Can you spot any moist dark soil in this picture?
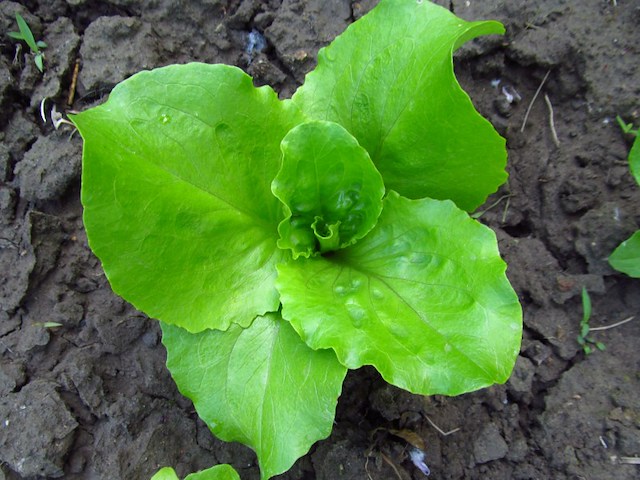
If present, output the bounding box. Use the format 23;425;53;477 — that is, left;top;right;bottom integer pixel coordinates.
1;1;639;479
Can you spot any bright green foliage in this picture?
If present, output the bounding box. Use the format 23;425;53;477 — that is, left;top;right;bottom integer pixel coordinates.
291;0;507;211
72;65;302;333
273;121;384;257
629;133;640;187
278;192;521;395
8;13;47;72
151;465;240;480
609;130;640;278
162;314;347;480
71;1;522;479
609;230;640;278
577;288;606;355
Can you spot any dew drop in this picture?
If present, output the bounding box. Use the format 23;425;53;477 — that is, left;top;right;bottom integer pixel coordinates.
293;201;315;213
371;288;384;300
345;303;367;328
334;285;348;296
409;252;429;264
324;48;336;62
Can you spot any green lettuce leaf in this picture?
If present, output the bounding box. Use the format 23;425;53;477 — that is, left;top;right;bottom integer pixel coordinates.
272;121;384;258
609;230;640;278
629;134;639;184
609;135;639;277
151;465;240;480
161;313;347;480
291;0;507;211
277;192;522;395
71;63;303;332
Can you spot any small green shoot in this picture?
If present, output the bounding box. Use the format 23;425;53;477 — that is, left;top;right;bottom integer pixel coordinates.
616;115;639;137
32;321;63;328
577;288;606;355
7;13;47;72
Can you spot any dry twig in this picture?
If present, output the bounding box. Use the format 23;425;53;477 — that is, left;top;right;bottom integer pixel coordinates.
520;69;551;132
589;316;635;332
544;93;560;147
424;415;460;436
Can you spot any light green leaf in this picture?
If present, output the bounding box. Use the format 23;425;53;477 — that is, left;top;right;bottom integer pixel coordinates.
151;465;240;480
272;121;384;258
629;134;639;185
609;230;640;278
162;313;347;480
34;53;44;72
7;31;25;41
15;13;39;53
71;63;304;332
291;0;507;211
151;467;180;480
278;191;522;396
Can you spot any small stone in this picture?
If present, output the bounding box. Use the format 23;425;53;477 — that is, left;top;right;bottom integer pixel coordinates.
142;329;160;348
507;356;535;398
0;381;77;477
473;423;508;464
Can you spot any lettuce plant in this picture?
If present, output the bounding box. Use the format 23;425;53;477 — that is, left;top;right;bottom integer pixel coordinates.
70;1;522;478
609;129;640;277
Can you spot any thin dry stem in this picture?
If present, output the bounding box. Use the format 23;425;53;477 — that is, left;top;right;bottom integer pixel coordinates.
589;316;635;332
544;93;560;147
424;415;460;436
520;69;551;132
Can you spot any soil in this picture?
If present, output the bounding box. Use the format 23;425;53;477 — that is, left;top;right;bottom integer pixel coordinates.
1;0;639;479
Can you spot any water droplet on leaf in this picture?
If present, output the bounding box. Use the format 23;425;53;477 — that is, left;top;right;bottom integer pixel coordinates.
334;285;347;296
371;288;384;300
345;303;367;328
410;252;429;264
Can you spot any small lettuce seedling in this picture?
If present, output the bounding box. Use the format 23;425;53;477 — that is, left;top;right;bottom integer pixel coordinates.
70;1;522;478
7;13;47;72
577;288;606;354
609;119;640;277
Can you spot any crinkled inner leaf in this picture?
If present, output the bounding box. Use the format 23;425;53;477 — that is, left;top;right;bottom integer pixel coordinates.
71;63;303;332
161;313;347;480
272;121;384;258
292;0;507;211
151;465;240;480
609;230;640;278
278;192;522;396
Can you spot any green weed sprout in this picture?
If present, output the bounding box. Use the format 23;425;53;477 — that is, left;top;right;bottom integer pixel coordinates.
608;117;640;277
577;288;606;355
7;13;47;72
616;115;640;136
